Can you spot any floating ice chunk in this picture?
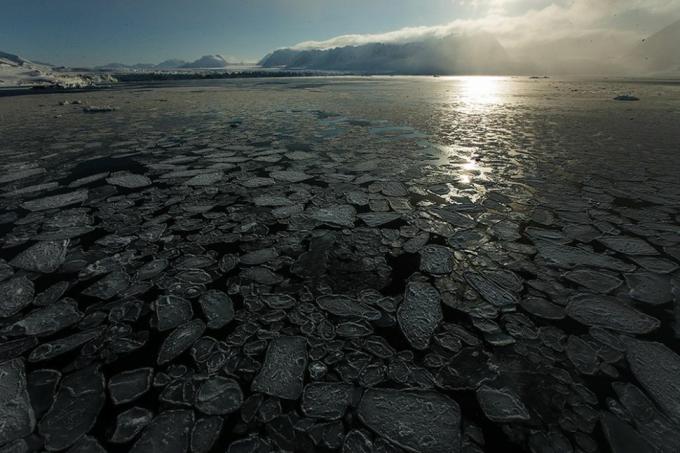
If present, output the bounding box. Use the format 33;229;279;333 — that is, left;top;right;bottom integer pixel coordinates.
110;407;153;443
346;191;369;206
68;172;109;188
0;359;35;445
252;336;307;399
337;320;373;337
432;208;476;229
227;436;271;453
21;189;88;211
563;269;622;293
489;219;521;241
419;245;454;275
629;256;679;274
0;337;37;362
2;182;58;197
601;412;654;453
7;299;81;336
240;248;278;266
624;272;673;305
286;150;315;160
218;254;239;273
106;172;151;189
317;295;381;320
0;167;46;184
195;377;243;415
176;255;216;270
240;267;283;285
154;295;193;331
159;169;206;179
387;197;412;212
185;172;223;186
270;170;313;183
404;231;430;253
476;385;530;422
566;335;598;374
484;269;523;293
464;272;518;308
625;338;680;424
381;181;408;197
309;204;356;227
519;296;565;320
108;368;153;405
358;388;461;453
82;271;130;300
239;177;275;188
301;382;353;420
272;204;304;218
612;382;680;452
130;410;194;453
157;319;206;365
566;295;659;334
68;435;106;452
136;258;168;280
10;239;69;273
0;276;34;318
199;290;234;329
253;195;292;207
38;365;105;451
261;293;296;310
29;330;99;362
598;236;658;256
33;280;68;307
357;212;401;227
535;241;635;272
398;281;442;350
177;269;212;284
191;416;223;453
343;430;373;453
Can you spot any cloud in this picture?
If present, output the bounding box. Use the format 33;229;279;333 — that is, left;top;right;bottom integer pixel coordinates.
290;0;680;54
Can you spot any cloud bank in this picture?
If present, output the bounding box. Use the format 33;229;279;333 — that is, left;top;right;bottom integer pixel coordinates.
286;0;680;74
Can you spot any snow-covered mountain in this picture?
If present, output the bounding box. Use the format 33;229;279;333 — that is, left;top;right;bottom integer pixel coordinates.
97;55;232;71
0;50;115;88
181;54;232;68
156;59;188;69
260;33;523;74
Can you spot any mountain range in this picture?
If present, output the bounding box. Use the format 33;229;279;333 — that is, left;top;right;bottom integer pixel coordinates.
96;54;236;71
261;20;680;76
259;33;524;75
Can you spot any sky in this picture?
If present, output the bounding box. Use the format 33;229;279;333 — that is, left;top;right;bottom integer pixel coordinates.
0;0;678;66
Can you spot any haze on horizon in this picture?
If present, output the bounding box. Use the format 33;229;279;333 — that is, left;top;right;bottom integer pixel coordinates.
1;0;679;75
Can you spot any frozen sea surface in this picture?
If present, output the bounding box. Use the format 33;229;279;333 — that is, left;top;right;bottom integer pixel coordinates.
0;76;679;452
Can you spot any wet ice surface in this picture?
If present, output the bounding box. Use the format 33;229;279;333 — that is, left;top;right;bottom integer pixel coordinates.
0;76;679;452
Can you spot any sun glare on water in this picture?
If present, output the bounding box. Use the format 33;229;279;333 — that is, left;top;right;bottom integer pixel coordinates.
459;76;505;105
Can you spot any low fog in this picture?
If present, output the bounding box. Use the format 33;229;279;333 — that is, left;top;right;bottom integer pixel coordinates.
263;0;680;76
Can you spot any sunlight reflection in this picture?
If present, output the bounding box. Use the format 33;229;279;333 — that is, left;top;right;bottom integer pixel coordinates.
460;76;504;105
457;156;490;185
439;145;492;188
